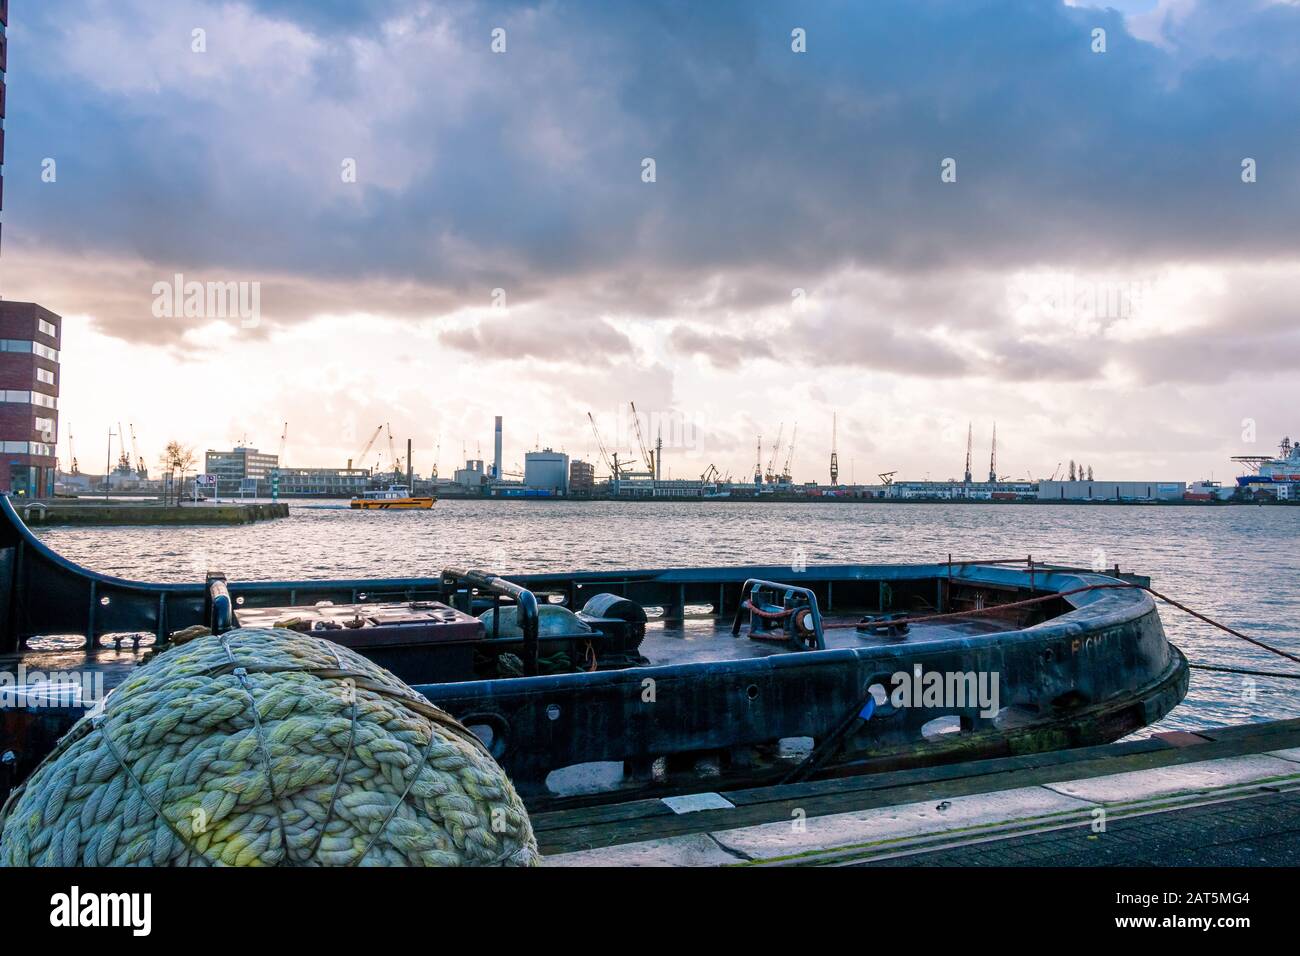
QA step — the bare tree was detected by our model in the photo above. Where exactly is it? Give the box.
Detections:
[157,449,174,506]
[159,441,197,505]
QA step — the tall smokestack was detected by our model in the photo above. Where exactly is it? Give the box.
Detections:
[493,416,503,481]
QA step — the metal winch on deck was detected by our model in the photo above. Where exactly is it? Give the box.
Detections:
[731,578,826,650]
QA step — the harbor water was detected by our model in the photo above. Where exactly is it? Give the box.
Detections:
[34,500,1300,734]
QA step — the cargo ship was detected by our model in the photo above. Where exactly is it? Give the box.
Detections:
[1233,436,1300,492]
[0,496,1187,810]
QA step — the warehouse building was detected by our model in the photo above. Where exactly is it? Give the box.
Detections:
[887,481,1036,500]
[524,448,569,494]
[453,459,488,490]
[1037,480,1186,501]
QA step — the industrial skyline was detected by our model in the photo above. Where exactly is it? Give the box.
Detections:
[60,406,1279,499]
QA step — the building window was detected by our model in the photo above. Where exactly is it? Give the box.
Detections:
[35,416,56,437]
[1,441,56,456]
[38,319,58,337]
[36,368,55,386]
[1,390,58,409]
[0,339,60,362]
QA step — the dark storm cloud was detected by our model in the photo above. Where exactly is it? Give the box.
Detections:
[793,314,974,377]
[1119,318,1300,385]
[5,0,1300,382]
[438,315,635,361]
[669,326,778,368]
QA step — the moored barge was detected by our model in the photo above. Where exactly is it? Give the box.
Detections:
[0,497,1187,809]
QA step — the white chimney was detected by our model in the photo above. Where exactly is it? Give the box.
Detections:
[494,416,503,480]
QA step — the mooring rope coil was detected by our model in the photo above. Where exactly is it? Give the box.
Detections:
[0,628,538,867]
[741,600,797,621]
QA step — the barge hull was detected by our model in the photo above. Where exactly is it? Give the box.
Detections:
[0,498,1189,811]
[414,581,1187,804]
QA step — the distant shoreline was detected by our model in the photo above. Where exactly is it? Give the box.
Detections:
[439,496,1292,506]
[41,494,1295,508]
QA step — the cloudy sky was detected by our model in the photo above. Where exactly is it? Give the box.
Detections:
[3,0,1298,483]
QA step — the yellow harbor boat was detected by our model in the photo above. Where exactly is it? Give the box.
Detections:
[350,486,436,510]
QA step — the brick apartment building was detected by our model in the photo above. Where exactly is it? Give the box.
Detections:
[2,0,9,253]
[0,302,60,496]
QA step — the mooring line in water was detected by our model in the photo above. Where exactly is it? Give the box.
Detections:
[1188,663,1300,680]
[1141,585,1300,667]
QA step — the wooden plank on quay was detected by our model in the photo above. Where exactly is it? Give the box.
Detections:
[531,738,1171,836]
[532,739,1172,837]
[535,721,1300,855]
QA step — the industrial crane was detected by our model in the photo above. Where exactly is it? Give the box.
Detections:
[277,422,288,468]
[963,422,974,484]
[67,426,80,476]
[587,412,619,479]
[781,423,797,483]
[701,463,720,483]
[830,413,840,486]
[765,423,784,484]
[349,425,384,472]
[988,422,998,483]
[115,422,133,475]
[385,423,403,481]
[629,402,656,478]
[129,424,148,479]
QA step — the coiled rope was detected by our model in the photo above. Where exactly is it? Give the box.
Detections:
[0,628,539,867]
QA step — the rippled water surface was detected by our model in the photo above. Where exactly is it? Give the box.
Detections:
[34,500,1300,732]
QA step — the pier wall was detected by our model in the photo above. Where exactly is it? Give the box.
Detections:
[15,500,289,527]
